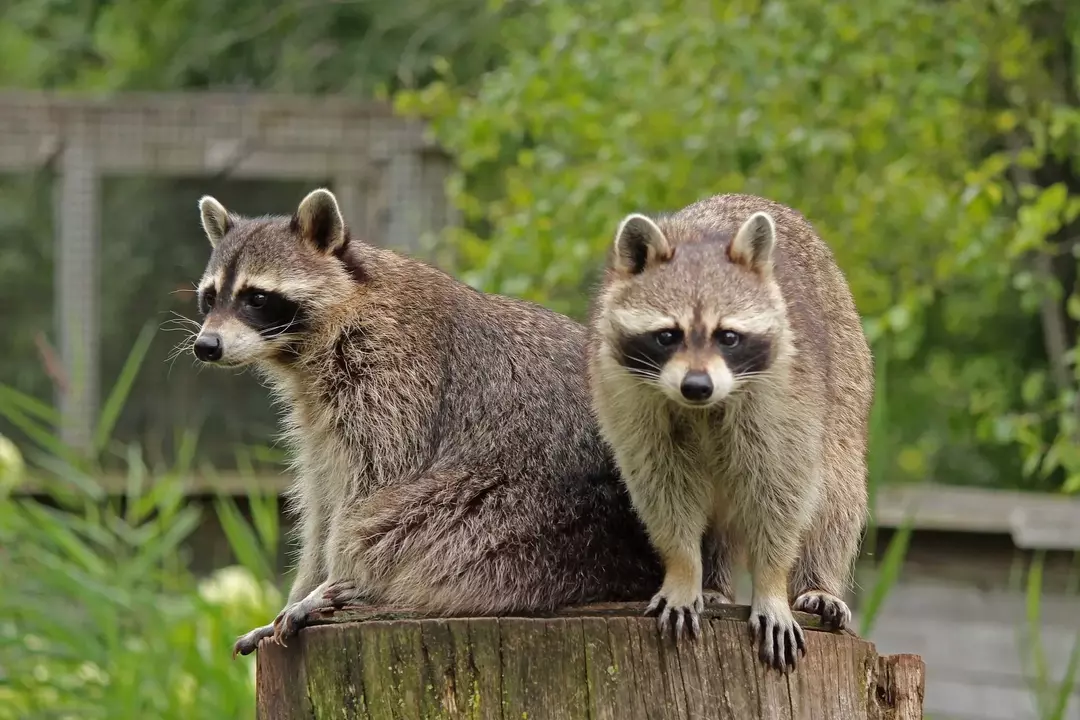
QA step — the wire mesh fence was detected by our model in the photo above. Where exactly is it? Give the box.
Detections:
[0,91,454,469]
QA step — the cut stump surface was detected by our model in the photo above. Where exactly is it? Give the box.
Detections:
[254,601,925,720]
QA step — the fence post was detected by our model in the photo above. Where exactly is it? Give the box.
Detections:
[53,112,100,454]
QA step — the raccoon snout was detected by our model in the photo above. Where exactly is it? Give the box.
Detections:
[679,371,714,402]
[193,333,224,363]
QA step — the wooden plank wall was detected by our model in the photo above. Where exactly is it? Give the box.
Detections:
[867,580,1080,720]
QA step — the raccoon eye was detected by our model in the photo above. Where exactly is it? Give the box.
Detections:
[654,329,683,347]
[199,289,216,315]
[247,292,268,309]
[716,330,742,347]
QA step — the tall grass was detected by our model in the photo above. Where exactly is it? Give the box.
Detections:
[857,343,916,637]
[1016,550,1080,720]
[0,327,281,720]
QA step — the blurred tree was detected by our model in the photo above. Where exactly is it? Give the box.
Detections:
[397,0,1080,492]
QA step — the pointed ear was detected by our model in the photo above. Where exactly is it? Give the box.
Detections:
[294,188,347,254]
[729,211,776,273]
[612,214,672,275]
[198,196,231,247]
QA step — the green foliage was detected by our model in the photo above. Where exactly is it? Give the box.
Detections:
[0,0,508,94]
[397,0,1080,492]
[0,332,281,719]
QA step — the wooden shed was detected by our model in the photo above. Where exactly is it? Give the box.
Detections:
[866,484,1080,720]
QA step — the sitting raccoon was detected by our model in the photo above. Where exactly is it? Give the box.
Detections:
[587,193,873,671]
[188,188,719,656]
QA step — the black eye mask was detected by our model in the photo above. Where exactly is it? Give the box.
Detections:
[235,288,308,338]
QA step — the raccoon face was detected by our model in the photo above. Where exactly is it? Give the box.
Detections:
[598,211,784,409]
[192,188,357,368]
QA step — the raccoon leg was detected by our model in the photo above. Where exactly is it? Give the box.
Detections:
[630,480,711,641]
[701,530,735,603]
[232,508,329,657]
[745,519,807,672]
[269,509,374,647]
[789,481,865,632]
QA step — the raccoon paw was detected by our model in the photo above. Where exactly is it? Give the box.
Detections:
[232,622,274,658]
[793,590,851,631]
[646,587,704,641]
[748,598,806,672]
[322,579,364,608]
[270,602,309,647]
[270,580,362,647]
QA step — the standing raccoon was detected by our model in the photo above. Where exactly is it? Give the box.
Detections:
[189,188,692,657]
[587,193,873,671]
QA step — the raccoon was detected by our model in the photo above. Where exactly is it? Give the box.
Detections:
[587,193,873,671]
[189,188,700,657]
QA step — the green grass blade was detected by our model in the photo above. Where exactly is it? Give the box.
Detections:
[124,444,147,526]
[859,511,913,637]
[92,322,157,457]
[20,503,109,577]
[866,341,889,513]
[0,401,81,467]
[248,489,280,563]
[0,385,61,425]
[214,494,274,582]
[121,506,203,584]
[1024,550,1049,716]
[1048,630,1080,720]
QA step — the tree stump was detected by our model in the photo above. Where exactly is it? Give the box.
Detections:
[254,601,925,720]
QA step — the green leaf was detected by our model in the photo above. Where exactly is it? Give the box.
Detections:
[858,512,914,637]
[93,322,156,458]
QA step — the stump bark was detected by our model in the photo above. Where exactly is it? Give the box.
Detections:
[255,602,924,720]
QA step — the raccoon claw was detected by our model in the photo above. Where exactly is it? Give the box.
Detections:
[646,589,704,641]
[271,604,306,647]
[232,623,274,658]
[270,580,362,647]
[793,591,851,631]
[749,601,806,672]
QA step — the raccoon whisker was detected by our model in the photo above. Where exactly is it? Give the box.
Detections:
[594,367,664,395]
[624,354,665,372]
[261,309,303,339]
[166,310,201,324]
[166,333,199,377]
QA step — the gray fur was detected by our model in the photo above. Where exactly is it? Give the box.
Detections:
[587,193,874,671]
[187,189,706,656]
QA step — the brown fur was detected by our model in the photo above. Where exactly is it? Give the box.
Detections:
[587,193,873,671]
[188,189,716,656]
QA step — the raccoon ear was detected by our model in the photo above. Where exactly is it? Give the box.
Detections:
[198,196,231,248]
[294,188,347,254]
[729,211,776,272]
[613,214,672,275]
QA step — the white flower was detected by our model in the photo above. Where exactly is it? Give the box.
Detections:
[0,434,24,496]
[198,565,279,610]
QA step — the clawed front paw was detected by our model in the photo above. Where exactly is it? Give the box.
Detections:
[793,590,851,631]
[269,579,364,647]
[232,623,274,658]
[646,586,704,641]
[271,602,310,647]
[749,599,806,672]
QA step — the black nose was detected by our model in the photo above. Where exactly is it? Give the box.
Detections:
[193,334,223,362]
[680,371,713,402]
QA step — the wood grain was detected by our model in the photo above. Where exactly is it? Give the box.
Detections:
[254,602,925,719]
